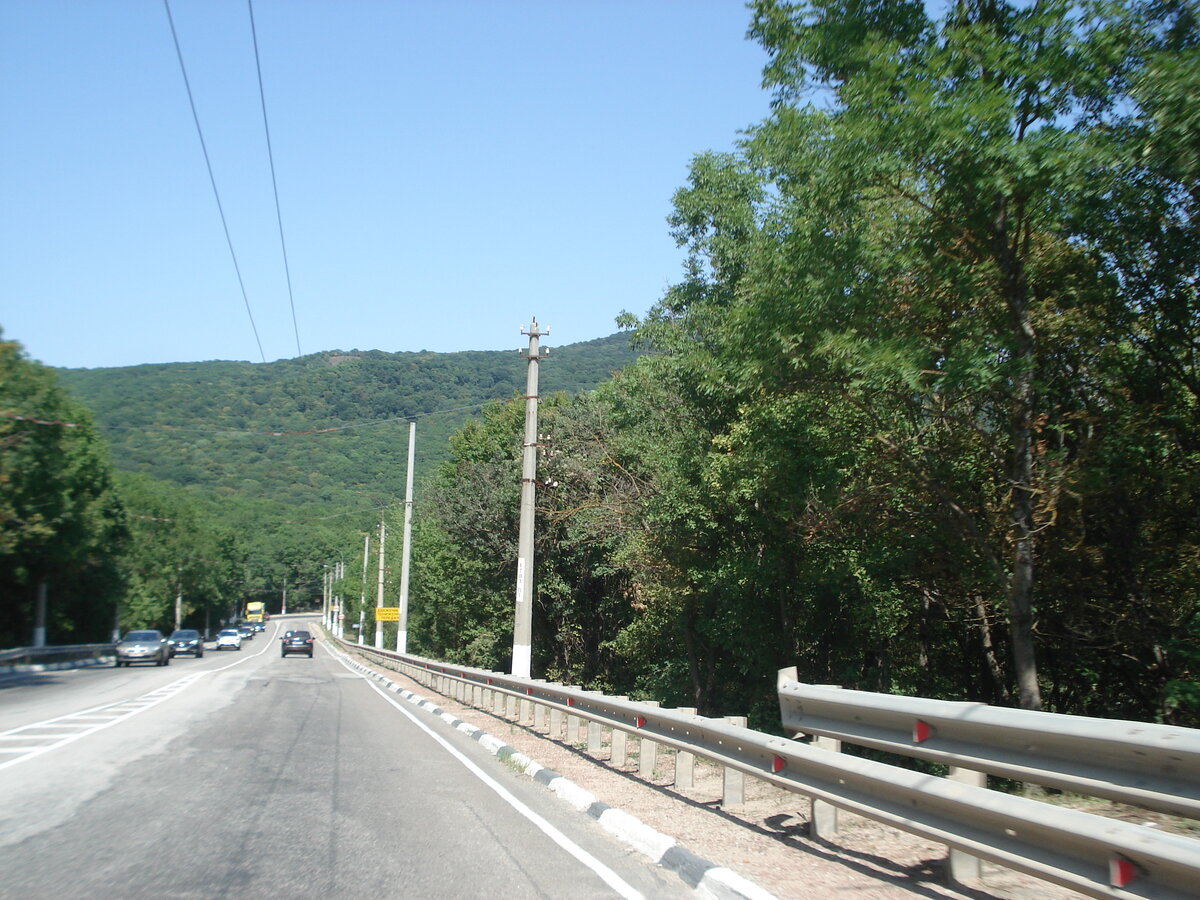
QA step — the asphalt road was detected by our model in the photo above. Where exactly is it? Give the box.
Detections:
[0,618,685,899]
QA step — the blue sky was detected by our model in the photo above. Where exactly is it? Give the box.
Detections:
[1,1,772,369]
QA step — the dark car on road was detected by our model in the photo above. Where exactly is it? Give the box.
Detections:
[167,629,204,658]
[237,624,255,641]
[281,631,314,658]
[114,630,171,667]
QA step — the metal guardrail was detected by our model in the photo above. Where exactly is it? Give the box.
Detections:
[776,669,1200,819]
[0,643,115,668]
[334,636,1200,900]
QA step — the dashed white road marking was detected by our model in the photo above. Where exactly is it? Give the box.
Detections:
[0,622,284,771]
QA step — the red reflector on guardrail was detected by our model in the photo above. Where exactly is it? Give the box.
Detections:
[1110,857,1137,887]
[567,697,575,707]
[772,756,786,773]
[636,716,646,728]
[526,688,533,695]
[913,720,931,743]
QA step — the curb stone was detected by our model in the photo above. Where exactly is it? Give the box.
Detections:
[335,649,778,900]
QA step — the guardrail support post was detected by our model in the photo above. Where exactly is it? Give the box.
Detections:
[675,708,697,790]
[565,687,582,743]
[811,733,841,837]
[550,706,564,739]
[640,701,661,779]
[612,727,628,767]
[723,715,747,806]
[587,720,603,755]
[567,710,581,743]
[948,766,985,881]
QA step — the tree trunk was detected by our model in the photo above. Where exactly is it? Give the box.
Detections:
[996,195,1043,711]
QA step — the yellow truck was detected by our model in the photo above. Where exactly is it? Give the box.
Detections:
[244,601,267,623]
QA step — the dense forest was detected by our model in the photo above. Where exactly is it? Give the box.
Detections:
[57,335,640,506]
[3,0,1197,732]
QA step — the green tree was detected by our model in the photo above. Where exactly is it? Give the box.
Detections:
[0,336,124,645]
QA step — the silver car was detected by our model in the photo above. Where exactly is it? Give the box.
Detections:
[215,628,242,651]
[114,630,171,667]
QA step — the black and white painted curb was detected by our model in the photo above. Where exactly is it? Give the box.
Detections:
[336,650,778,900]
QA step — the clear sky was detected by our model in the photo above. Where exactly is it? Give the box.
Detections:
[1,0,772,370]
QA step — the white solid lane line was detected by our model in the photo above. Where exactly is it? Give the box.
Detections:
[343,658,645,900]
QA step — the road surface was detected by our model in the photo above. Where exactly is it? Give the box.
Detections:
[0,618,684,899]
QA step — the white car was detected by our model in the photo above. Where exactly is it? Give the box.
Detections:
[215,628,242,650]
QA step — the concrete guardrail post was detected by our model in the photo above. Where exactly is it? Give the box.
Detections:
[640,701,661,779]
[810,733,841,837]
[674,708,697,790]
[948,766,985,881]
[612,727,628,767]
[587,719,604,755]
[565,686,581,743]
[722,715,748,806]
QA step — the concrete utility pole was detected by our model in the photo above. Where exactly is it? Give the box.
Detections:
[322,565,330,629]
[511,318,547,678]
[33,580,47,648]
[397,420,415,653]
[375,513,386,649]
[335,561,344,638]
[360,532,370,645]
[175,564,183,632]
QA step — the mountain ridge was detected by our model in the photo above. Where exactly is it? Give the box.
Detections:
[56,332,641,510]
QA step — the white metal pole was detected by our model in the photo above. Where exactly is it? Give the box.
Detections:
[375,516,386,649]
[397,420,415,653]
[33,579,47,648]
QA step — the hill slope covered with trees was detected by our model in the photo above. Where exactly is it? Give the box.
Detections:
[56,333,639,509]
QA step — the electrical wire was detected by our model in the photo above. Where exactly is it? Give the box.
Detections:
[163,0,267,364]
[247,0,302,358]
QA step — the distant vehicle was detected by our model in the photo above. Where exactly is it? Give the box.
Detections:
[114,630,171,667]
[237,624,255,641]
[167,629,204,657]
[244,601,266,623]
[281,631,314,658]
[251,621,266,633]
[215,628,242,650]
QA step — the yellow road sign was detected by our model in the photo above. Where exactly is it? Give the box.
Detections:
[375,607,400,621]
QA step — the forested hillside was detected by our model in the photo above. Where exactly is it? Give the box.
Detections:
[57,333,639,508]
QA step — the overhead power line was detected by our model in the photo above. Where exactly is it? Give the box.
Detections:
[247,0,302,358]
[163,0,267,364]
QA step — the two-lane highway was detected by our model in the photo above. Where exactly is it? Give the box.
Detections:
[0,619,685,899]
